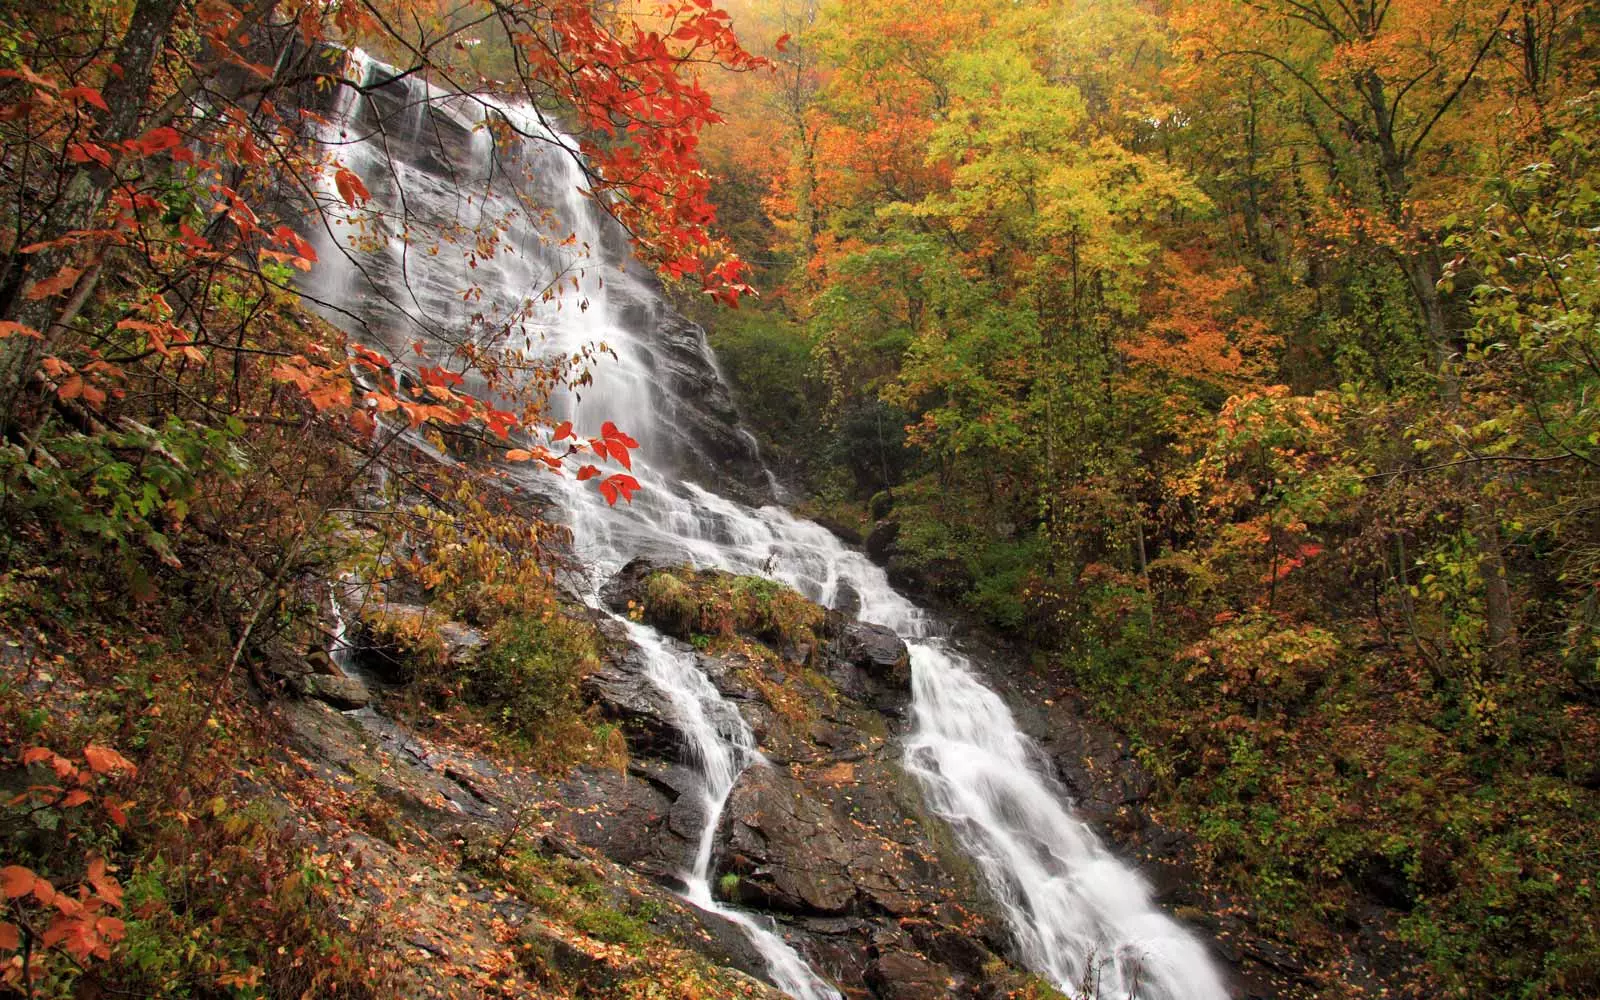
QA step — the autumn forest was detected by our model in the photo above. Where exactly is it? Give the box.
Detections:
[0,0,1596,999]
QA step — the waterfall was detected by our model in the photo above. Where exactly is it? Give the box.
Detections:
[302,55,1228,1000]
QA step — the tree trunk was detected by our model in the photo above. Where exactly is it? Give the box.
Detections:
[1399,251,1459,395]
[0,0,185,418]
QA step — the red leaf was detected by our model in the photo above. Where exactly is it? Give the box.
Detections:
[67,142,114,168]
[599,473,640,506]
[333,165,370,207]
[61,86,109,112]
[600,421,639,448]
[576,465,600,481]
[552,420,574,441]
[127,126,181,156]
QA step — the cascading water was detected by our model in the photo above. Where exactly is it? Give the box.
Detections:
[618,620,841,1000]
[302,54,1228,1000]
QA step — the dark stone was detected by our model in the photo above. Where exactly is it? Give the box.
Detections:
[817,619,911,712]
[837,621,911,688]
[813,514,865,547]
[550,766,681,870]
[583,635,682,757]
[718,765,858,915]
[831,579,862,620]
[1040,699,1154,830]
[866,950,955,1000]
[865,520,899,562]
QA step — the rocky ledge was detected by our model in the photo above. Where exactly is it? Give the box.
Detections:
[282,557,1309,999]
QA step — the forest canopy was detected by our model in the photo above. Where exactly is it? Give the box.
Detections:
[692,0,1600,995]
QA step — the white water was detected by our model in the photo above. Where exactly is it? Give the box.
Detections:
[303,53,1228,1000]
[619,619,841,1000]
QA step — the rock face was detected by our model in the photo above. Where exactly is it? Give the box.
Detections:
[286,54,774,508]
[577,561,1014,998]
[642,306,772,503]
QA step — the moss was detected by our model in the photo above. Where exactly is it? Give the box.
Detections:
[639,568,827,654]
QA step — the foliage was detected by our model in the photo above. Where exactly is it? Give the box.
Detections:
[697,0,1600,995]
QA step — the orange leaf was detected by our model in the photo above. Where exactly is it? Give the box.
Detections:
[82,745,134,776]
[24,264,83,300]
[1,866,34,899]
[0,921,19,950]
[0,321,41,340]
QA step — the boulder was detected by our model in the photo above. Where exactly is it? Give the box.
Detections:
[867,950,955,1000]
[716,758,979,925]
[599,557,667,614]
[817,618,911,713]
[837,620,911,688]
[718,765,857,915]
[296,673,373,711]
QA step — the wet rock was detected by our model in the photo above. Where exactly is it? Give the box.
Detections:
[646,310,772,504]
[716,758,981,929]
[1039,699,1153,830]
[865,520,899,562]
[296,673,372,711]
[550,766,681,871]
[837,620,911,688]
[814,514,865,547]
[831,579,863,619]
[599,557,669,614]
[815,618,911,713]
[867,950,955,1000]
[584,624,682,756]
[718,765,857,915]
